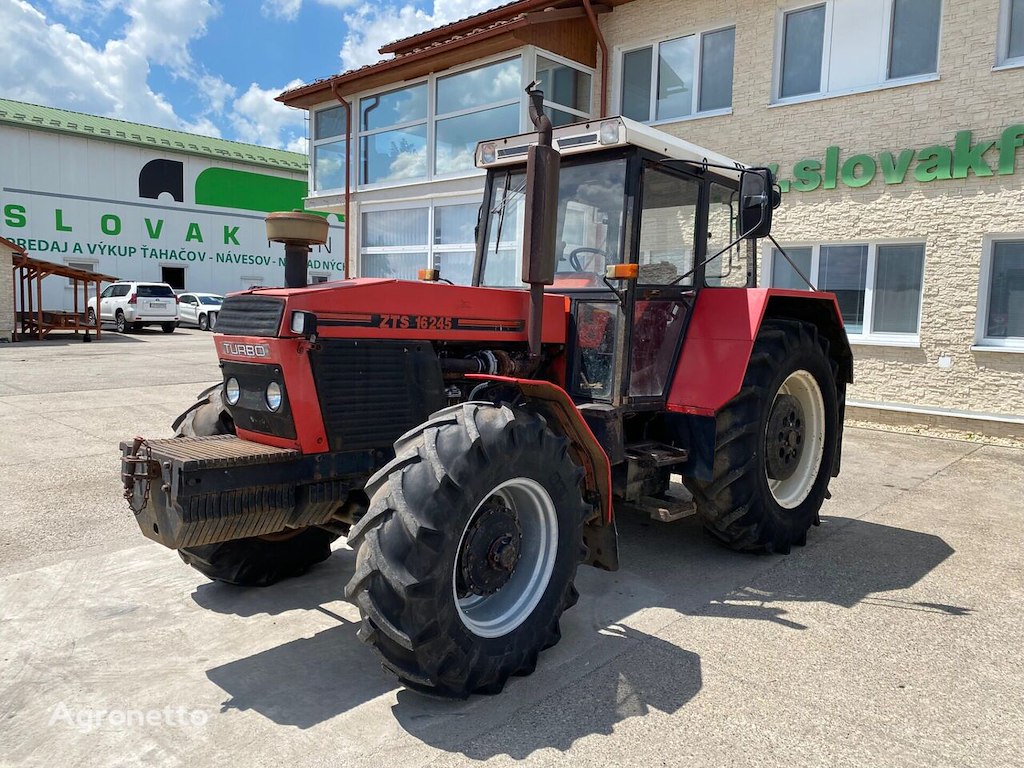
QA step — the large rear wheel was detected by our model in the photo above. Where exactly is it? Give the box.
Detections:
[345,402,588,697]
[685,319,839,553]
[173,385,336,586]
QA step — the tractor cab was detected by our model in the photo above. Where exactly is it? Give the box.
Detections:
[472,116,771,408]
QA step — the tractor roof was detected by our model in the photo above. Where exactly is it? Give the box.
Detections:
[475,116,748,181]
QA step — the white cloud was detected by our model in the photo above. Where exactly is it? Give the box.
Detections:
[260,0,302,20]
[338,0,501,71]
[230,79,308,149]
[0,0,217,131]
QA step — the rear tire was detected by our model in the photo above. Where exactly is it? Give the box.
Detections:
[684,319,839,554]
[198,313,209,331]
[115,311,127,333]
[86,308,96,325]
[173,385,336,587]
[161,322,176,334]
[345,402,588,697]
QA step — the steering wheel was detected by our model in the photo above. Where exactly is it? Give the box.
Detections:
[566,247,609,272]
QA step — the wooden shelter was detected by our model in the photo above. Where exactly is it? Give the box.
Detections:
[8,245,118,340]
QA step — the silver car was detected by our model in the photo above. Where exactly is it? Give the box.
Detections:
[177,292,224,331]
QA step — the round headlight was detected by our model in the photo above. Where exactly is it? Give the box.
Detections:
[224,377,240,405]
[265,381,282,411]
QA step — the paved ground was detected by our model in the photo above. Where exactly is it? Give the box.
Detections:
[1,330,1022,768]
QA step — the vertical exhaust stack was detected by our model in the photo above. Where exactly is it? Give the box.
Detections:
[522,84,560,358]
[265,211,330,288]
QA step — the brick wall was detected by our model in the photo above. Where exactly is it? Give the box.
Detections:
[0,244,13,342]
[600,0,1024,418]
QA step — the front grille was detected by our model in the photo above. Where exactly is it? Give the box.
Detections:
[310,340,444,451]
[216,295,285,337]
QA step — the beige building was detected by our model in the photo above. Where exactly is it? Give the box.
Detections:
[280,0,1024,438]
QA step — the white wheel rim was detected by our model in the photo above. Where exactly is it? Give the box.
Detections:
[766,370,825,509]
[453,477,558,638]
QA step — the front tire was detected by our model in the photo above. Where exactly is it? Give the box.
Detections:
[685,319,839,554]
[345,402,588,697]
[115,311,127,333]
[173,385,336,586]
[198,313,209,331]
[86,308,96,325]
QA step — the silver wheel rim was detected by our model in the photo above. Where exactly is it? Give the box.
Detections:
[453,477,558,638]
[766,370,825,509]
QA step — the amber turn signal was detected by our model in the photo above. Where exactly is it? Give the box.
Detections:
[417,268,440,282]
[604,263,639,280]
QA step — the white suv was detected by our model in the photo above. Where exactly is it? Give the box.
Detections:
[87,282,180,333]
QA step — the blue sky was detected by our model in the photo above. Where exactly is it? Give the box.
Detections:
[0,0,501,153]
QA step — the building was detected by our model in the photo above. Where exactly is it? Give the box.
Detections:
[0,99,345,311]
[0,236,22,342]
[279,0,1024,438]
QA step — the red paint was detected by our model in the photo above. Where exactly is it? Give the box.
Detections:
[666,288,844,415]
[213,334,330,454]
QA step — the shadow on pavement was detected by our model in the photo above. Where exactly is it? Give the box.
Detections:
[199,515,962,756]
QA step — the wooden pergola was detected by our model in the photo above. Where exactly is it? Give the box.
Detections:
[10,250,118,340]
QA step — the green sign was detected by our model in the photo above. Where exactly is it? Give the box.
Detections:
[770,124,1024,193]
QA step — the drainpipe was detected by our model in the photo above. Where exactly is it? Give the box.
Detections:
[582,0,608,117]
[330,81,352,278]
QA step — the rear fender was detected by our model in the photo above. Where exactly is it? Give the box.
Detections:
[466,374,618,572]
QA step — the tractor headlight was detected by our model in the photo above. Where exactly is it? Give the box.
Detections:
[265,381,282,412]
[479,142,496,165]
[599,119,621,145]
[224,377,240,405]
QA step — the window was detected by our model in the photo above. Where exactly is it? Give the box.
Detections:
[435,59,522,176]
[637,165,700,285]
[66,261,94,286]
[311,274,330,284]
[360,201,480,284]
[620,26,736,122]
[359,83,428,185]
[536,55,592,126]
[768,243,925,340]
[978,239,1024,347]
[998,0,1024,65]
[776,0,942,101]
[312,104,348,192]
[161,267,185,290]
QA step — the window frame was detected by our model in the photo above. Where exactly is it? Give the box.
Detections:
[975,234,1024,350]
[772,0,943,106]
[763,240,927,345]
[996,0,1024,69]
[310,103,349,194]
[615,23,737,125]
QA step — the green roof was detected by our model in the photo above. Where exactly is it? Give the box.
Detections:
[0,98,308,173]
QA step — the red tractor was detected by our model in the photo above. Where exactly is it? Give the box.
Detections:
[122,89,851,698]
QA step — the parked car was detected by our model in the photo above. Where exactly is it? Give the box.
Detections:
[177,292,224,331]
[86,281,179,333]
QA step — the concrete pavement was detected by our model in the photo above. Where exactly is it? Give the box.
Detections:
[0,330,1021,767]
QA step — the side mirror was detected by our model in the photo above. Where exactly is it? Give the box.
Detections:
[738,168,775,239]
[289,310,318,338]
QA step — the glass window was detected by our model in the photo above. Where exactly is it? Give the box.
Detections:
[437,59,521,115]
[573,301,620,400]
[889,0,942,79]
[987,241,1024,339]
[138,284,176,298]
[314,142,347,192]
[706,181,749,287]
[637,166,700,285]
[699,27,736,112]
[657,35,696,120]
[435,104,519,176]
[537,56,591,114]
[315,106,346,139]
[1008,0,1024,59]
[360,84,427,131]
[362,253,428,280]
[66,261,93,286]
[780,5,826,98]
[480,158,628,287]
[621,27,736,122]
[874,244,925,333]
[359,125,428,185]
[362,208,428,248]
[621,47,653,121]
[435,204,477,245]
[818,245,868,333]
[771,247,814,290]
[437,252,475,285]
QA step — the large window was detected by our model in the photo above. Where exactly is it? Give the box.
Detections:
[312,104,348,192]
[360,202,479,284]
[776,0,942,101]
[769,243,925,340]
[620,26,736,123]
[359,83,429,185]
[978,239,1024,347]
[537,55,592,126]
[998,0,1024,66]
